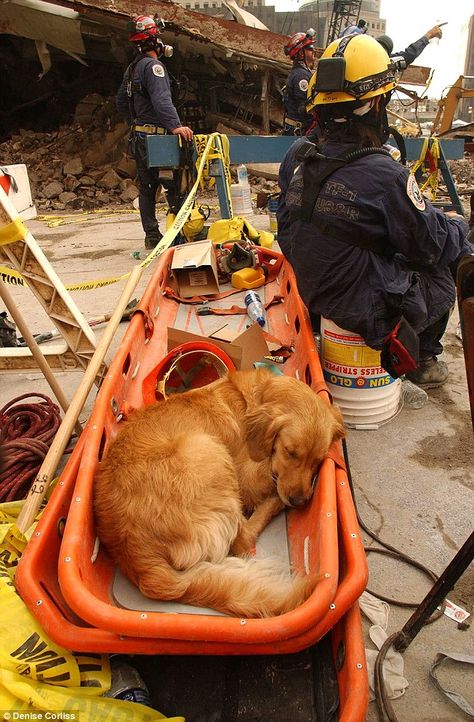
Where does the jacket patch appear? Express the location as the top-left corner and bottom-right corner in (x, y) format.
(152, 64), (165, 77)
(406, 174), (426, 211)
(298, 79), (309, 92)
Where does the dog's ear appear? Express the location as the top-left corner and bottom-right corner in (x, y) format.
(330, 404), (346, 443)
(243, 404), (284, 462)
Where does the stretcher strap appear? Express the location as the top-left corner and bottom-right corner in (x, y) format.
(197, 294), (284, 316)
(327, 445), (347, 471)
(164, 285), (243, 304)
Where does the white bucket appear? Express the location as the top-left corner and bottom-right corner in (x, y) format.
(230, 183), (252, 216)
(320, 317), (401, 429)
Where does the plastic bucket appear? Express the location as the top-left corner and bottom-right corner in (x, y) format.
(320, 318), (401, 428)
(231, 183), (252, 216)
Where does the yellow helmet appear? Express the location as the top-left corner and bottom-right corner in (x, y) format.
(306, 34), (397, 112)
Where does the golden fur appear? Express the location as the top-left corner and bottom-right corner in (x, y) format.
(94, 368), (345, 618)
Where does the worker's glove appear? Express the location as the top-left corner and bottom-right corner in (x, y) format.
(380, 317), (419, 379)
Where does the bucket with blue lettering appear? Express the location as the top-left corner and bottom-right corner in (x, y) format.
(320, 317), (401, 428)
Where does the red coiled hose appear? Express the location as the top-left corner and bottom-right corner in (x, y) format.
(0, 393), (62, 502)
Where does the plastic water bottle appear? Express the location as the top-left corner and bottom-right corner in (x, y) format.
(105, 655), (154, 707)
(401, 378), (428, 409)
(237, 164), (249, 184)
(244, 291), (266, 327)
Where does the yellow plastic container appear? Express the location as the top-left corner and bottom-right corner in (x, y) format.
(231, 267), (266, 289)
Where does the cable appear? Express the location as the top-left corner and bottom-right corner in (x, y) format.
(342, 437), (445, 722)
(342, 437), (443, 616)
(0, 393), (62, 502)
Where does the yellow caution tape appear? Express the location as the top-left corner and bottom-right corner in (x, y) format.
(194, 134), (233, 214)
(0, 266), (25, 287)
(0, 264), (128, 292)
(0, 218), (28, 246)
(410, 136), (440, 201)
(64, 273), (131, 292)
(0, 499), (184, 721)
(131, 133), (233, 271)
(38, 209), (140, 228)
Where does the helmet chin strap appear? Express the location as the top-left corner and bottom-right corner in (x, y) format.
(351, 95), (390, 142)
(318, 94), (390, 142)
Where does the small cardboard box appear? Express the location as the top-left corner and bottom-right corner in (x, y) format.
(167, 323), (269, 370)
(171, 240), (220, 298)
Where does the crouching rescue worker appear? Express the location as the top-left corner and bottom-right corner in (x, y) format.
(280, 34), (473, 388)
(116, 15), (193, 250)
(283, 30), (317, 136)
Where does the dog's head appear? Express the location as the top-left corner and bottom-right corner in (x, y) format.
(242, 370), (345, 508)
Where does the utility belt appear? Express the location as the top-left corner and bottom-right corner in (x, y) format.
(133, 124), (167, 135)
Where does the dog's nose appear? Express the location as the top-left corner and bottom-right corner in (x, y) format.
(288, 495), (308, 508)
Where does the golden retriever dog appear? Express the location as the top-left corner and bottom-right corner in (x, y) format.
(94, 367), (345, 618)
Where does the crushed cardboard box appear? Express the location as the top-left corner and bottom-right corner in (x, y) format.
(167, 323), (269, 370)
(171, 240), (220, 298)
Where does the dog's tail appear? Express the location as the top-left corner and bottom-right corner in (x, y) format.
(137, 556), (318, 618)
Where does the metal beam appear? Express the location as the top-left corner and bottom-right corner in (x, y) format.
(146, 135), (465, 168)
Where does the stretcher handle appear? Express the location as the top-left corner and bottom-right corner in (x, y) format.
(15, 264), (143, 534)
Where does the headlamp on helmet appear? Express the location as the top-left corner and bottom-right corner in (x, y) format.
(388, 55), (407, 74)
(306, 34), (397, 112)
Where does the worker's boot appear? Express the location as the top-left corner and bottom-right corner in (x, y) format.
(406, 356), (449, 389)
(144, 230), (163, 250)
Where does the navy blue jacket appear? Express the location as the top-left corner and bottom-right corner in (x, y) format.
(395, 36), (429, 66)
(277, 136), (307, 260)
(282, 139), (473, 348)
(283, 62), (312, 125)
(116, 54), (181, 131)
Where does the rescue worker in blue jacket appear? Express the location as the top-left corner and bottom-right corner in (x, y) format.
(279, 34), (473, 388)
(340, 18), (367, 38)
(377, 23), (444, 67)
(282, 30), (317, 136)
(116, 15), (193, 250)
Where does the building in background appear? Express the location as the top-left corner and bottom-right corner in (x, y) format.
(178, 0), (385, 44)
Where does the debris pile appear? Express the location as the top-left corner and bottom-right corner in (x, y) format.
(0, 94), (138, 212)
(448, 159), (474, 191)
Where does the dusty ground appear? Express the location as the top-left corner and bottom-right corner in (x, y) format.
(0, 198), (473, 721)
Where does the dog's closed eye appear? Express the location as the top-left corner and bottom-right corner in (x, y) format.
(285, 447), (299, 460)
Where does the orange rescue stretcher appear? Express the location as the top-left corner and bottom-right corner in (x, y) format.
(16, 247), (369, 721)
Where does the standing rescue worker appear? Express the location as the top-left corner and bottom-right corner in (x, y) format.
(280, 34), (473, 388)
(282, 30), (317, 136)
(116, 15), (193, 250)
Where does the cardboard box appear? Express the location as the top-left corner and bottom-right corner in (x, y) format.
(167, 323), (269, 370)
(171, 240), (220, 298)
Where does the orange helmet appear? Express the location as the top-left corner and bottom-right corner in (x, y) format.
(142, 342), (236, 405)
(284, 30), (316, 60)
